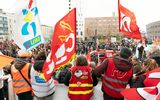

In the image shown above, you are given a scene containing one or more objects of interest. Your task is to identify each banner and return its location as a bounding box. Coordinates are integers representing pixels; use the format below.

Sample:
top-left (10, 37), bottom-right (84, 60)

top-left (118, 0), bottom-right (142, 39)
top-left (42, 8), bottom-right (76, 81)
top-left (0, 54), bottom-right (15, 69)
top-left (14, 0), bottom-right (44, 53)
top-left (121, 83), bottom-right (160, 100)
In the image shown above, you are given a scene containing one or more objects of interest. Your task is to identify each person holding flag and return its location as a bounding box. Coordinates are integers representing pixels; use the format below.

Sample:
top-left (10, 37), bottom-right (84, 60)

top-left (133, 49), bottom-right (160, 88)
top-left (30, 51), bottom-right (56, 100)
top-left (42, 8), bottom-right (76, 82)
top-left (121, 49), bottom-right (160, 100)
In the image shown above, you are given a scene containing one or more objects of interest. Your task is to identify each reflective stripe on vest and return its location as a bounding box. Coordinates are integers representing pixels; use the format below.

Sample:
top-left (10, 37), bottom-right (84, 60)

top-left (12, 79), bottom-right (26, 82)
top-left (69, 89), bottom-right (93, 95)
top-left (11, 63), bottom-right (31, 94)
top-left (103, 81), bottom-right (123, 92)
top-left (103, 75), bottom-right (128, 84)
top-left (69, 83), bottom-right (93, 87)
top-left (13, 85), bottom-right (30, 88)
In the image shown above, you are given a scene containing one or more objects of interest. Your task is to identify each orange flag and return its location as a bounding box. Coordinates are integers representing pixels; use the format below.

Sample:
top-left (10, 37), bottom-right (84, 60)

top-left (0, 54), bottom-right (15, 69)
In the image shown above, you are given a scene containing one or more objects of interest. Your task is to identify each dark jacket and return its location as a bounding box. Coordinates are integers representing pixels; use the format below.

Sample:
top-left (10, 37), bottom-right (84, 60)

top-left (132, 75), bottom-right (146, 87)
top-left (133, 63), bottom-right (142, 74)
top-left (94, 56), bottom-right (132, 75)
top-left (94, 56), bottom-right (133, 86)
top-left (57, 68), bottom-right (70, 83)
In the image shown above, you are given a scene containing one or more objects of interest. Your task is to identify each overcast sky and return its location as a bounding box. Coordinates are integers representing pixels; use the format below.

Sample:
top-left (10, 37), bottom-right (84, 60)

top-left (0, 0), bottom-right (160, 31)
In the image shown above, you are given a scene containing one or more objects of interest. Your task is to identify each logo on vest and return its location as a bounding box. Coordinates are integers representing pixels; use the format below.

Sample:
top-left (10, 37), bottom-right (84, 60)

top-left (77, 81), bottom-right (82, 87)
top-left (111, 69), bottom-right (127, 79)
top-left (35, 76), bottom-right (46, 83)
top-left (74, 69), bottom-right (83, 78)
top-left (80, 71), bottom-right (88, 79)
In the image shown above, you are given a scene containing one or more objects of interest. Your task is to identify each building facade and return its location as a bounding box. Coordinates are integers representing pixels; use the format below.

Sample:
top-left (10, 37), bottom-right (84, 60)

top-left (146, 21), bottom-right (160, 40)
top-left (69, 0), bottom-right (85, 42)
top-left (0, 9), bottom-right (16, 41)
top-left (41, 25), bottom-right (53, 41)
top-left (0, 9), bottom-right (9, 40)
top-left (85, 16), bottom-right (121, 41)
top-left (75, 0), bottom-right (85, 42)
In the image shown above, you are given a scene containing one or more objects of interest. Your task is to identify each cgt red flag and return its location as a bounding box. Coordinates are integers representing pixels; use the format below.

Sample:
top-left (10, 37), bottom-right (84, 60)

top-left (42, 8), bottom-right (76, 81)
top-left (121, 83), bottom-right (160, 100)
top-left (118, 0), bottom-right (142, 39)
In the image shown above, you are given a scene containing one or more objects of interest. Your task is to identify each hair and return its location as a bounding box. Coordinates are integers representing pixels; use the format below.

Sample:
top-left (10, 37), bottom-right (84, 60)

top-left (76, 55), bottom-right (88, 66)
top-left (120, 47), bottom-right (132, 59)
top-left (143, 58), bottom-right (158, 72)
top-left (152, 56), bottom-right (160, 66)
top-left (33, 60), bottom-right (45, 71)
top-left (35, 51), bottom-right (46, 60)
top-left (132, 56), bottom-right (141, 66)
top-left (150, 50), bottom-right (160, 66)
top-left (132, 56), bottom-right (139, 62)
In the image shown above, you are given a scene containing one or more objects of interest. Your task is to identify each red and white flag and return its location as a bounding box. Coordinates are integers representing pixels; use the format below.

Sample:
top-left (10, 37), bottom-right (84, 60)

top-left (42, 8), bottom-right (76, 81)
top-left (121, 83), bottom-right (160, 100)
top-left (118, 0), bottom-right (142, 39)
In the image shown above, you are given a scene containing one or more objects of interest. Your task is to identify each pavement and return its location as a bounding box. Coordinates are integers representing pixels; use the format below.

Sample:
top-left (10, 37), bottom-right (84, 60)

top-left (48, 81), bottom-right (103, 100)
top-left (10, 81), bottom-right (103, 100)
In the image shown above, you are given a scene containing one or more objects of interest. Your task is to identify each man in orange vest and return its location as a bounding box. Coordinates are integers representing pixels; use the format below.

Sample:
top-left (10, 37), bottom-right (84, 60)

top-left (11, 51), bottom-right (33, 100)
top-left (94, 47), bottom-right (133, 100)
top-left (64, 55), bottom-right (98, 100)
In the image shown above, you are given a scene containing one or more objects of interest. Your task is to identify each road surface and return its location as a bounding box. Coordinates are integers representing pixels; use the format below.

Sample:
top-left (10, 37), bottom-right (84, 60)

top-left (11, 81), bottom-right (103, 100)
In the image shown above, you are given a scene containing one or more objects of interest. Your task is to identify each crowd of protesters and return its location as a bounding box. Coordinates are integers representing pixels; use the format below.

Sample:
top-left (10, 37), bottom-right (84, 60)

top-left (0, 38), bottom-right (160, 100)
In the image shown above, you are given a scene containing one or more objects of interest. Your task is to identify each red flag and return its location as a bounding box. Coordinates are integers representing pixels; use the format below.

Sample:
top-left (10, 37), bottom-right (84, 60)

top-left (42, 8), bottom-right (76, 81)
top-left (121, 83), bottom-right (160, 100)
top-left (28, 0), bottom-right (33, 9)
top-left (118, 0), bottom-right (142, 39)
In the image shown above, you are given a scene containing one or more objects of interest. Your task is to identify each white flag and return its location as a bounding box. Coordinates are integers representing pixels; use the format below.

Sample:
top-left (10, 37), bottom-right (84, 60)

top-left (14, 0), bottom-right (44, 53)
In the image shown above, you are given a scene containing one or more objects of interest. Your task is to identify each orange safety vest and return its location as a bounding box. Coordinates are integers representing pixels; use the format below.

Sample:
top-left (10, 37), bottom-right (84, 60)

top-left (68, 66), bottom-right (93, 100)
top-left (102, 58), bottom-right (132, 98)
top-left (11, 63), bottom-right (32, 94)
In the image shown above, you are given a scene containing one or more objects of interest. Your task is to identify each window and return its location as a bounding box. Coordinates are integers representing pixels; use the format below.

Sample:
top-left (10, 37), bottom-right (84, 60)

top-left (81, 32), bottom-right (83, 35)
top-left (0, 16), bottom-right (3, 21)
top-left (0, 24), bottom-right (3, 27)
top-left (3, 17), bottom-right (7, 21)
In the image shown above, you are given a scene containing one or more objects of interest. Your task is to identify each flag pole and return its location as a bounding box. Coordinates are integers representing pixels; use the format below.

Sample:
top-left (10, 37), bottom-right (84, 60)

top-left (34, 0), bottom-right (47, 58)
top-left (69, 0), bottom-right (71, 11)
top-left (118, 0), bottom-right (120, 32)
